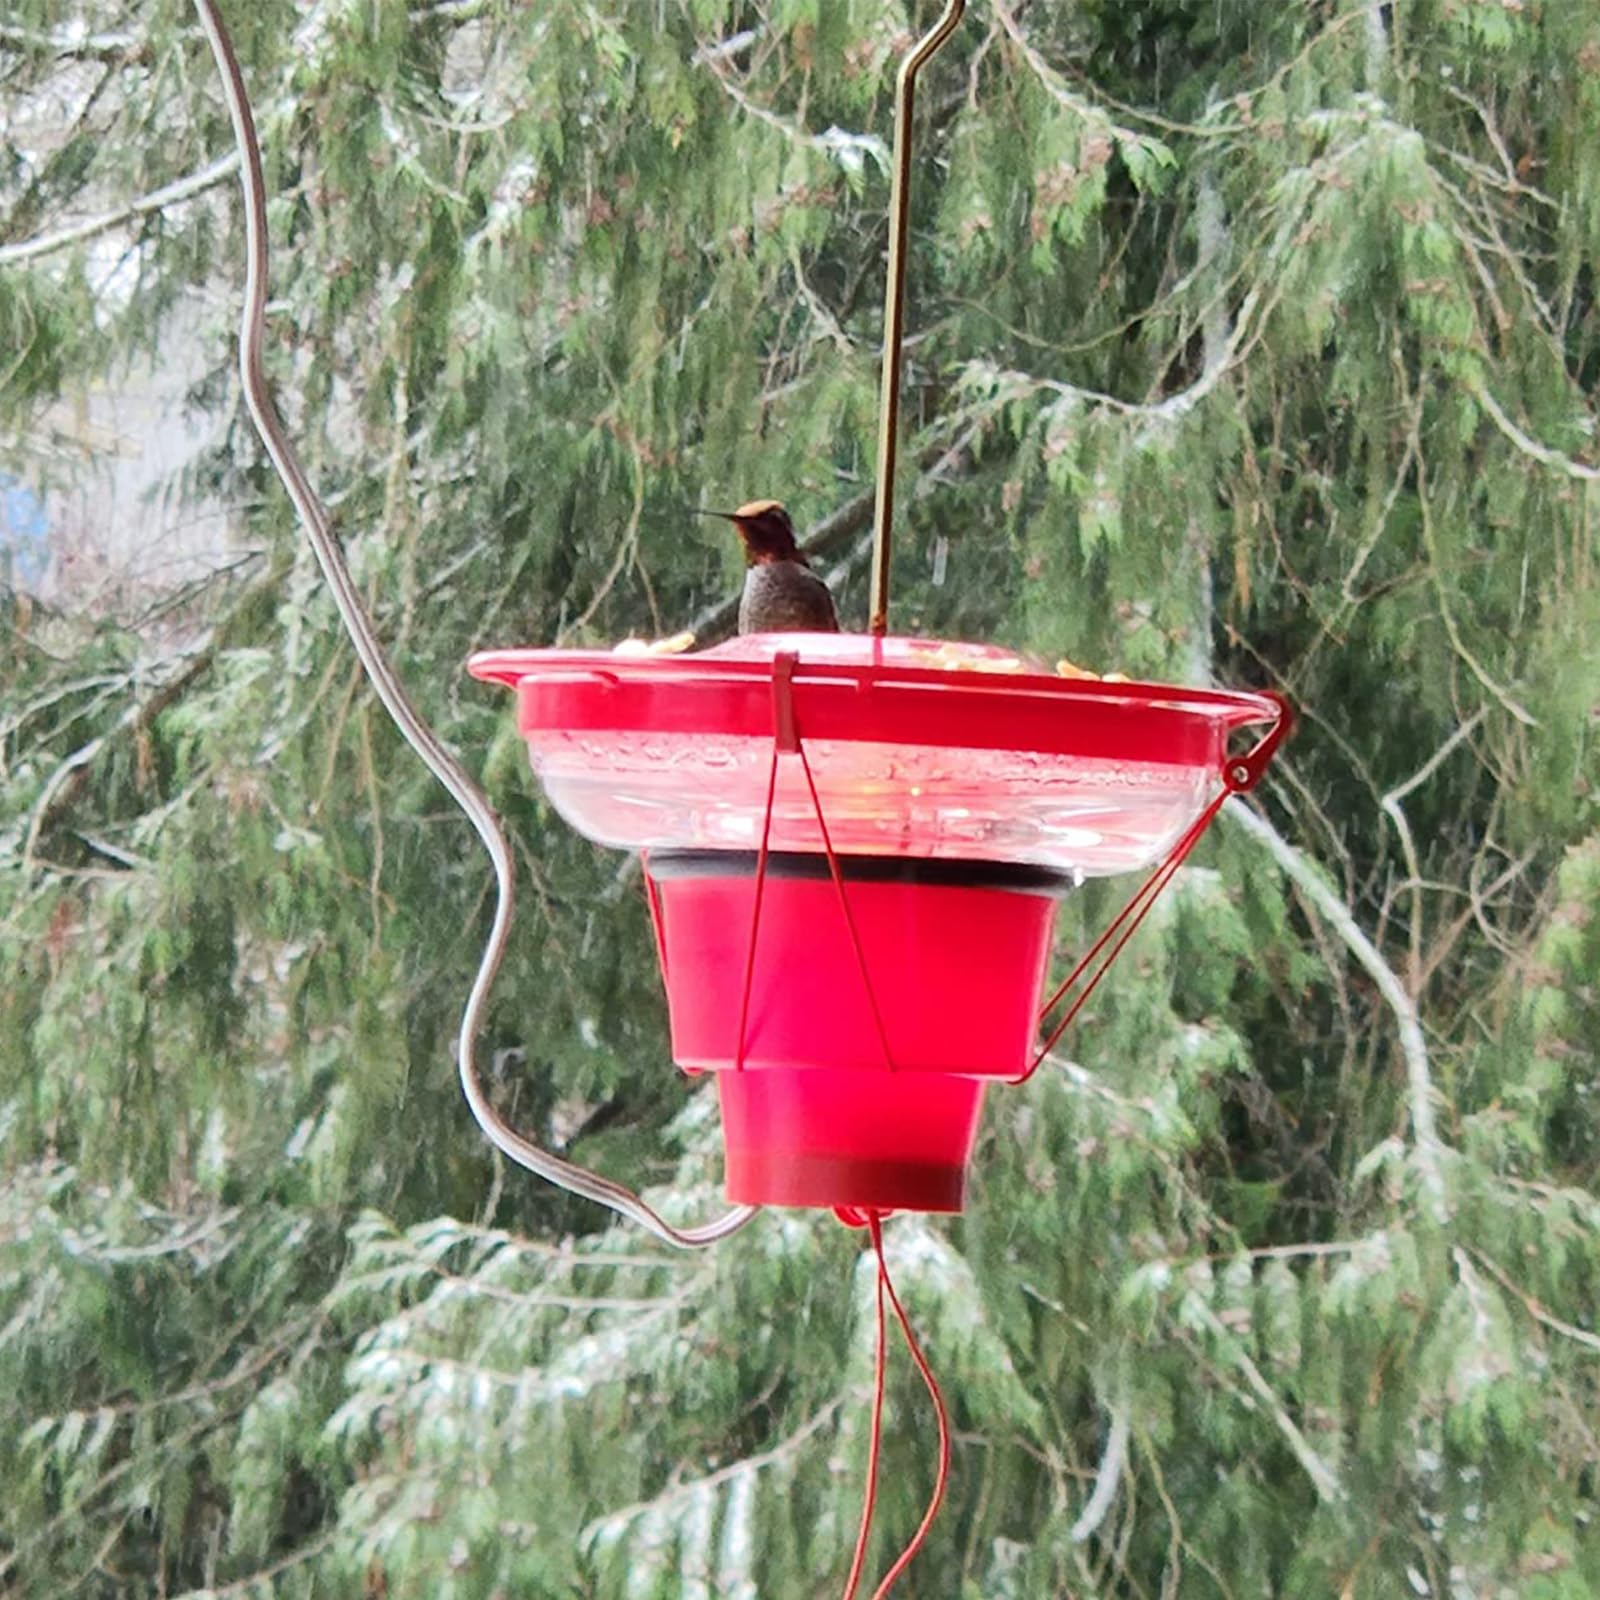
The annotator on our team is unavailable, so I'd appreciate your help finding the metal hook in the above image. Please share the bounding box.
[869,0,967,638]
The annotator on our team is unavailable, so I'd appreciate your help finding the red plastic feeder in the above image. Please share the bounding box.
[469,634,1288,1214]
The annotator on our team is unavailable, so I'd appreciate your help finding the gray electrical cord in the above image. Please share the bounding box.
[191,0,755,1249]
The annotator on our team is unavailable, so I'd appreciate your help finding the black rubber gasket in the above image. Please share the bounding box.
[644,848,1074,895]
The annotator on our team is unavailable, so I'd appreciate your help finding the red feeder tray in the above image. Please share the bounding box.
[469,634,1288,1213]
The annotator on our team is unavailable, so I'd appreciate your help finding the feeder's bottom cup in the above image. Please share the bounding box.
[716,1066,986,1211]
[644,851,1071,1212]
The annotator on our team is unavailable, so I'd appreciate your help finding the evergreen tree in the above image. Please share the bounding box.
[3,2,1598,1594]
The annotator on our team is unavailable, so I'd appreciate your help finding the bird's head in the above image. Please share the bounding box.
[695,499,801,564]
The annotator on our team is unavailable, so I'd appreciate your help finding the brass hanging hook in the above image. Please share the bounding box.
[869,0,966,638]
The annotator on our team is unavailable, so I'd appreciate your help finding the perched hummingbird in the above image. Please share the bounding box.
[696,499,841,635]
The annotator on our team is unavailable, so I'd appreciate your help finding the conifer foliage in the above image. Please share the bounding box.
[3,2,1599,1594]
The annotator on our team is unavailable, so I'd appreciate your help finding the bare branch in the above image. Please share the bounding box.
[0,152,239,268]
[693,27,762,67]
[1341,403,1421,603]
[557,449,647,643]
[991,0,1158,146]
[788,240,852,353]
[1386,711,1488,812]
[409,0,488,18]
[1185,1298,1345,1504]
[1378,709,1488,988]
[1407,411,1540,728]
[696,50,887,172]
[1416,846,1536,996]
[1468,1246,1600,1358]
[1363,0,1389,88]
[1466,373,1600,484]
[1225,799,1451,1223]
[1438,83,1558,210]
[1069,1391,1130,1543]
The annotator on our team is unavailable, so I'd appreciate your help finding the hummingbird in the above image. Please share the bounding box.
[695,499,841,634]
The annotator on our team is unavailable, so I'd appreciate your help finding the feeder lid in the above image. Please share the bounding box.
[469,633,1285,877]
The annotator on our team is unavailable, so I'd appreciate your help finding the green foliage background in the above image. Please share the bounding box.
[4,1,1599,1594]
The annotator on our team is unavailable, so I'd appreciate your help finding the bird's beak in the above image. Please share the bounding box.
[687,506,738,521]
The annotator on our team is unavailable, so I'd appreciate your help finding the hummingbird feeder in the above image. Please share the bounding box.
[195,0,1288,1237]
[466,0,1289,1219]
[471,632,1285,1214]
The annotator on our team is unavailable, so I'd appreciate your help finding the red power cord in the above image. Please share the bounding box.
[842,1255,887,1600]
[842,1212,952,1599]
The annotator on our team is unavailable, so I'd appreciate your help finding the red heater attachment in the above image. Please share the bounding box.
[469,634,1289,1213]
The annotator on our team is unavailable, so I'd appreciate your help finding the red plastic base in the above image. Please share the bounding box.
[717,1067,984,1211]
[646,852,1067,1211]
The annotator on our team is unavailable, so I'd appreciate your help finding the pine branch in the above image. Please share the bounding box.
[56,1208,238,1265]
[696,51,887,173]
[1466,1246,1600,1357]
[1184,1299,1345,1505]
[1225,799,1451,1224]
[975,261,1273,426]
[0,1397,255,1584]
[197,1531,337,1598]
[1032,6,1367,142]
[0,672,131,747]
[20,646,213,870]
[582,1401,841,1544]
[1378,710,1487,989]
[1465,373,1600,484]
[19,558,288,868]
[0,152,240,268]
[0,22,149,65]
